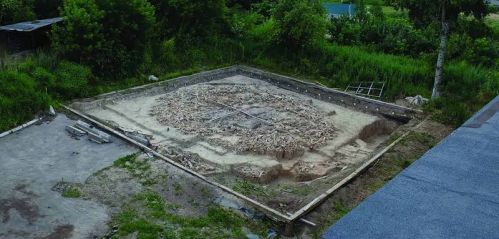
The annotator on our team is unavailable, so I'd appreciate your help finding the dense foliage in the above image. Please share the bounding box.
[150,0,229,41]
[0,0,497,131]
[53,0,155,78]
[0,70,50,130]
[273,0,328,50]
[0,0,36,24]
[328,3,498,67]
[0,0,61,24]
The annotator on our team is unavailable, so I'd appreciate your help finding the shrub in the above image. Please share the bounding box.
[426,98,471,128]
[273,0,328,50]
[52,61,91,99]
[0,71,51,131]
[62,186,81,198]
[53,0,156,78]
[150,0,229,41]
[16,57,92,100]
[32,67,56,90]
[329,14,438,57]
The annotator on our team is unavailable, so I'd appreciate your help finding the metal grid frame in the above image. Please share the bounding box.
[345,82,386,98]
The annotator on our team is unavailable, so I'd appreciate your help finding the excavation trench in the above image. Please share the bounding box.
[71,70,412,214]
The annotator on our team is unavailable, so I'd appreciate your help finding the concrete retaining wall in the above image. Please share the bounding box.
[71,65,420,121]
[236,66,419,121]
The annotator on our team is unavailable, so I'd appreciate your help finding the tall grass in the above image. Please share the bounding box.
[0,70,52,131]
[1,42,497,131]
[249,42,498,127]
[318,44,433,98]
[249,43,433,98]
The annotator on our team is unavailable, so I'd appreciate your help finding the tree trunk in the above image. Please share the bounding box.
[432,2,449,99]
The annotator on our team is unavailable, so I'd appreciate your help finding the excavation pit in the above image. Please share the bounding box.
[71,66,417,214]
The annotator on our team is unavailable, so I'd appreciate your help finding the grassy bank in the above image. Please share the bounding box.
[249,43,497,126]
[1,42,497,132]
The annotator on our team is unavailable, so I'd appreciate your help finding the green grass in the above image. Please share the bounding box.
[232,180,268,197]
[62,186,81,198]
[114,154,150,176]
[333,200,351,220]
[410,132,437,148]
[387,132,403,144]
[111,191,271,239]
[113,154,166,186]
[485,13,499,33]
[280,184,314,196]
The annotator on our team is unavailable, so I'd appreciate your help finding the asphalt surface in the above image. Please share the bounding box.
[323,96,499,239]
[0,115,136,239]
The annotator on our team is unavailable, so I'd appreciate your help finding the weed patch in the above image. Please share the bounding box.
[233,180,268,197]
[113,154,164,187]
[62,186,81,198]
[110,191,270,239]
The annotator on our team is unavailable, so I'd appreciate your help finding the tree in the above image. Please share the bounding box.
[227,0,262,9]
[53,0,155,78]
[34,0,63,19]
[0,0,35,25]
[273,0,328,50]
[52,0,105,72]
[387,0,488,98]
[149,0,228,42]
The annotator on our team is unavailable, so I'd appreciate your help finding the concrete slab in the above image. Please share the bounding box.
[323,96,499,239]
[0,115,136,239]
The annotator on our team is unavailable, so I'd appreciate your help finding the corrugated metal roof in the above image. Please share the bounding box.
[0,17,63,32]
[323,96,499,239]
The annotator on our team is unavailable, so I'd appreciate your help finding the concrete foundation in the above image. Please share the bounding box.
[70,66,418,214]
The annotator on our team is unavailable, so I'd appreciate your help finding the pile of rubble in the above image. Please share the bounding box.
[151,83,337,160]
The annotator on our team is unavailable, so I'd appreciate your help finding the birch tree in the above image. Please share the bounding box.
[387,0,488,98]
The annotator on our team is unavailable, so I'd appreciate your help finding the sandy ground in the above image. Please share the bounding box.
[84,75,389,183]
[0,115,136,239]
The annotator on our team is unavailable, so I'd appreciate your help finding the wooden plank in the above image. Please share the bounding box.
[61,104,292,223]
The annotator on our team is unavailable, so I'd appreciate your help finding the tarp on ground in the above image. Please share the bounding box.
[323,96,499,239]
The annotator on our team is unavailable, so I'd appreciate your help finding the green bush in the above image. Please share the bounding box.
[273,0,328,50]
[16,56,92,100]
[52,61,91,99]
[328,13,438,57]
[62,186,81,198]
[32,67,56,90]
[426,98,471,128]
[54,0,156,78]
[0,71,51,131]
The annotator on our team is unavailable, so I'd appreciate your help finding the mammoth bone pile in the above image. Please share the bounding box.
[151,82,338,160]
